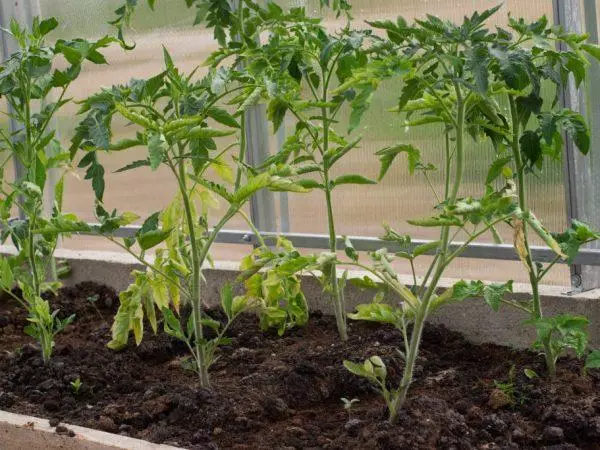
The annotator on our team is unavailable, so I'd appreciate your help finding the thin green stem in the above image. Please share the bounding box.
[508,94,554,378]
[175,141,210,387]
[321,67,347,341]
[537,255,561,283]
[389,82,466,424]
[238,209,267,248]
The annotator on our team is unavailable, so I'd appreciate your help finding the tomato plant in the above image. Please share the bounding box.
[71,45,307,387]
[0,17,117,362]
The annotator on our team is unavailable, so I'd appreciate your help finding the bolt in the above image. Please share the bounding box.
[571,274,582,288]
[242,234,252,243]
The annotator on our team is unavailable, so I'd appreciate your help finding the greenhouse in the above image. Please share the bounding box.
[1,0,600,448]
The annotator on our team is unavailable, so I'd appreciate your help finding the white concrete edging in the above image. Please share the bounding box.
[0,410,182,450]
[32,247,600,349]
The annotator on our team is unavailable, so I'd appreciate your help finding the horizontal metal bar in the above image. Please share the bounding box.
[84,224,600,266]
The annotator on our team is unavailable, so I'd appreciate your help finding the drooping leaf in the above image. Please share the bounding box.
[333,174,376,187]
[376,144,421,180]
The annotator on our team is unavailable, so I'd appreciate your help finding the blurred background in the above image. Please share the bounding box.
[3,0,593,286]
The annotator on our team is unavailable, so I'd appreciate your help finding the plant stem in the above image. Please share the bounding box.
[321,64,347,341]
[321,115,348,341]
[176,144,210,388]
[324,182,347,340]
[508,95,555,378]
[389,84,466,423]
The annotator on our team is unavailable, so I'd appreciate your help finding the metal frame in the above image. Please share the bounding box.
[554,0,600,290]
[0,0,42,219]
[84,224,600,267]
[2,1,600,276]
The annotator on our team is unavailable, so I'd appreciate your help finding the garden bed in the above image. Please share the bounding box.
[1,282,599,449]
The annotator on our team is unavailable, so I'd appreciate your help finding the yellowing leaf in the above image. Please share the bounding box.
[212,157,234,183]
[513,219,529,268]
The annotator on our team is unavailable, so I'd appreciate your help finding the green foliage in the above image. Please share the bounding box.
[336,5,600,423]
[73,44,307,387]
[204,1,401,341]
[527,315,590,367]
[70,377,83,395]
[23,294,75,362]
[238,238,310,336]
[0,18,115,362]
[586,350,600,370]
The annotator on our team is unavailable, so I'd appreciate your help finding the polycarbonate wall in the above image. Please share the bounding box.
[34,0,570,283]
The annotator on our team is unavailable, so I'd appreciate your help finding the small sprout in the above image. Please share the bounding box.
[524,368,538,379]
[70,377,83,395]
[341,397,360,413]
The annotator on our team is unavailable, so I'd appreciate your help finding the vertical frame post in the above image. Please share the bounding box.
[230,0,277,235]
[244,104,277,233]
[0,0,56,221]
[276,123,290,233]
[554,0,600,291]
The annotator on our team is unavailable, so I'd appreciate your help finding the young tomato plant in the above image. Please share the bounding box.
[0,18,116,362]
[460,14,600,378]
[237,236,309,336]
[338,8,539,423]
[72,48,307,387]
[207,2,406,341]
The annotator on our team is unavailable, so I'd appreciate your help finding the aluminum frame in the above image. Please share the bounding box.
[84,224,600,267]
[554,0,600,290]
[3,1,600,278]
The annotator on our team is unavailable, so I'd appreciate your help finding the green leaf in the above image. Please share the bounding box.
[115,159,151,173]
[207,107,240,128]
[344,236,358,262]
[333,174,376,187]
[162,307,185,341]
[483,281,513,312]
[148,133,166,170]
[137,229,171,251]
[0,259,14,289]
[467,45,489,94]
[267,97,288,133]
[486,156,513,185]
[413,240,440,257]
[296,179,324,190]
[582,43,600,61]
[397,78,423,113]
[520,130,542,170]
[376,144,420,179]
[561,111,590,155]
[221,283,233,319]
[349,86,374,133]
[109,138,143,151]
[407,216,462,227]
[451,280,484,302]
[343,360,373,380]
[524,368,539,379]
[78,151,105,200]
[586,350,600,369]
[39,17,59,36]
[348,303,402,327]
[187,126,236,139]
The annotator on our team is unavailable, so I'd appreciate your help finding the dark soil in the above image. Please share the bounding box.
[1,282,600,449]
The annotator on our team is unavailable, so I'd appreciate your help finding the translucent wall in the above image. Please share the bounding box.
[276,0,570,284]
[33,0,570,284]
[39,0,247,254]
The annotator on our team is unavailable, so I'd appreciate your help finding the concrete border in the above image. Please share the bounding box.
[1,247,599,448]
[6,245,596,349]
[0,410,182,450]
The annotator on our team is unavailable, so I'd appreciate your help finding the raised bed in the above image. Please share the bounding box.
[1,251,600,449]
